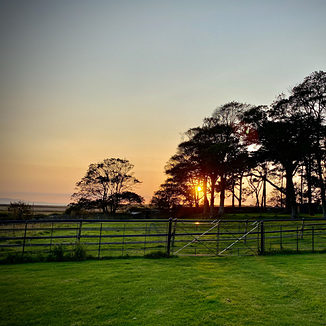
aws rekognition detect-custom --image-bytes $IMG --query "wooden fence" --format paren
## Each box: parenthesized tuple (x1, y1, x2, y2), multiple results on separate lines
(1, 218, 326, 259)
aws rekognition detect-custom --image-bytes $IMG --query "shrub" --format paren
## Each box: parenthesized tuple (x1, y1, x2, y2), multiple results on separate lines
(3, 253, 23, 264)
(72, 243, 87, 261)
(47, 244, 88, 262)
(47, 244, 66, 262)
(144, 250, 170, 259)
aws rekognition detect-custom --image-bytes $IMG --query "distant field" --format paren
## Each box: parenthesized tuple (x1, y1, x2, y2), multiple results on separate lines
(0, 204, 67, 215)
(1, 254, 326, 325)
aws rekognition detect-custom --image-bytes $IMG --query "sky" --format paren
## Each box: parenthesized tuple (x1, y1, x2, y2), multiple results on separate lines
(0, 0, 326, 205)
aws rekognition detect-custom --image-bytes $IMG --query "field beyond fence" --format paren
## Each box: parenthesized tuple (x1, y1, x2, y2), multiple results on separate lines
(1, 217, 326, 261)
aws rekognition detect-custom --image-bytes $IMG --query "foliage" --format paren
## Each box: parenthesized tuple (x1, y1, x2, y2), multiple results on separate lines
(47, 244, 66, 261)
(267, 189, 286, 207)
(154, 102, 251, 216)
(71, 243, 87, 261)
(144, 250, 171, 258)
(152, 70, 326, 218)
(8, 201, 33, 220)
(0, 211, 10, 220)
(47, 244, 88, 262)
(150, 179, 194, 211)
(70, 158, 144, 214)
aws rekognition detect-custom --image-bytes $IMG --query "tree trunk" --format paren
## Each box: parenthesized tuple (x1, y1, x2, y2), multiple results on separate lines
(304, 157, 313, 215)
(261, 171, 267, 210)
(239, 173, 243, 208)
(203, 176, 209, 215)
(285, 165, 298, 218)
(280, 172, 284, 209)
(232, 181, 235, 209)
(316, 153, 326, 218)
(314, 117, 325, 217)
(218, 175, 226, 216)
(210, 175, 217, 216)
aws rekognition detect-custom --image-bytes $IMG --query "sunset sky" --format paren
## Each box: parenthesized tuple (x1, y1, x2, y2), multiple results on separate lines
(1, 0, 326, 204)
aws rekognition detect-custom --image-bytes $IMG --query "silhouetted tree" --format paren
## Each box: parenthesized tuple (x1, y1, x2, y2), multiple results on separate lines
(165, 102, 250, 216)
(71, 158, 144, 214)
(168, 128, 211, 214)
(289, 71, 326, 216)
(267, 189, 286, 208)
(243, 102, 305, 218)
(150, 179, 194, 212)
(8, 201, 33, 220)
(152, 71, 326, 217)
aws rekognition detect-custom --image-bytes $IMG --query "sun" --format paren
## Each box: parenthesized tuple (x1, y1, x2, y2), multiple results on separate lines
(197, 186, 202, 192)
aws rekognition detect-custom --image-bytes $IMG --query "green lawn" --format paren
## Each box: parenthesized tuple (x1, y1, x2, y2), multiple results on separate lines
(1, 254, 326, 325)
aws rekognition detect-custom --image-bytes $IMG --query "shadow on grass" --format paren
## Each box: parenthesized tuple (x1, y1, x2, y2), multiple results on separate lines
(0, 248, 177, 265)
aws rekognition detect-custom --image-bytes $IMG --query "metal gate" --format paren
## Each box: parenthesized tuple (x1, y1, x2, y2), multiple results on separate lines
(171, 219, 260, 256)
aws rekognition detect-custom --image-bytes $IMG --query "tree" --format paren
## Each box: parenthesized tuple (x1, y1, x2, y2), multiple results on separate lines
(243, 102, 306, 218)
(163, 102, 249, 216)
(71, 158, 144, 214)
(289, 71, 326, 216)
(8, 201, 33, 220)
(150, 179, 194, 212)
(267, 189, 286, 208)
(151, 71, 326, 217)
(168, 128, 211, 214)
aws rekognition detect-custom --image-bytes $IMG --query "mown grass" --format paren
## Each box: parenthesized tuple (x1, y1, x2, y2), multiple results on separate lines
(1, 254, 326, 325)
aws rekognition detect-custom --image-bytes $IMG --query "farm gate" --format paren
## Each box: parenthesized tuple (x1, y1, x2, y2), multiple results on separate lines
(1, 218, 326, 259)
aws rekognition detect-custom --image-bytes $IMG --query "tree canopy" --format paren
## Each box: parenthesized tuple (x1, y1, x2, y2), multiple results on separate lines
(71, 158, 144, 214)
(151, 70, 326, 218)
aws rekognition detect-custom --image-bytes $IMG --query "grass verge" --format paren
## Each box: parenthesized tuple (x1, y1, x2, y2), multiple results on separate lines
(1, 254, 326, 325)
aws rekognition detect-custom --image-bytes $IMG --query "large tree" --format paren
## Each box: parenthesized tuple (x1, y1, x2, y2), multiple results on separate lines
(243, 103, 306, 218)
(151, 71, 326, 217)
(163, 102, 249, 216)
(167, 127, 211, 214)
(289, 71, 326, 216)
(71, 158, 144, 214)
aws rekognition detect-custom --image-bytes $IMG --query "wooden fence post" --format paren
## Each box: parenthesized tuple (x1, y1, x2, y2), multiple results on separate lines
(260, 221, 265, 254)
(22, 221, 28, 258)
(216, 222, 220, 255)
(296, 226, 299, 251)
(50, 222, 54, 251)
(171, 219, 177, 250)
(143, 223, 148, 255)
(77, 220, 82, 244)
(167, 218, 173, 256)
(122, 223, 126, 256)
(301, 218, 305, 239)
(98, 223, 103, 259)
(244, 220, 248, 244)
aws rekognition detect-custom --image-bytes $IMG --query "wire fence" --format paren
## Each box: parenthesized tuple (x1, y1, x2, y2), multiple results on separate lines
(1, 218, 326, 260)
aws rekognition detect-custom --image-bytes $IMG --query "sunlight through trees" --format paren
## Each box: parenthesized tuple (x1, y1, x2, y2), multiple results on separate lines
(151, 71, 326, 218)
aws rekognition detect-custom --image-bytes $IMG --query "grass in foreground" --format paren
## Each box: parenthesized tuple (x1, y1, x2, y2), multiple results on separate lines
(1, 254, 326, 326)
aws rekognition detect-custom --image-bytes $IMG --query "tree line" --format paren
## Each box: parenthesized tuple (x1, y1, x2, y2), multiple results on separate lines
(150, 71, 326, 218)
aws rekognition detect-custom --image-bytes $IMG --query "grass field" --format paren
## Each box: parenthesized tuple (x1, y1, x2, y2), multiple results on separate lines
(1, 254, 326, 325)
(2, 216, 326, 261)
